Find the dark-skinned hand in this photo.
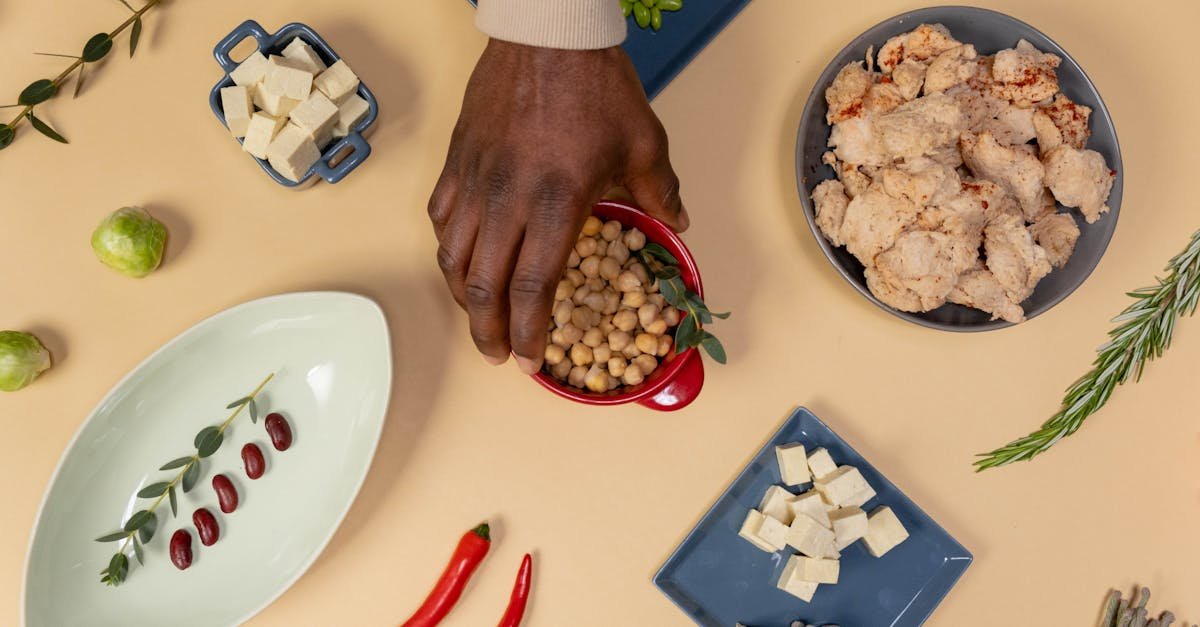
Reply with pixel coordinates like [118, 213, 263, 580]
[428, 39, 688, 374]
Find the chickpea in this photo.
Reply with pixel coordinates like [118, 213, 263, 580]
[544, 343, 566, 366]
[553, 300, 574, 326]
[662, 306, 681, 327]
[622, 365, 645, 386]
[581, 215, 603, 237]
[583, 327, 604, 348]
[583, 291, 606, 313]
[565, 268, 585, 287]
[560, 324, 584, 346]
[593, 344, 613, 363]
[575, 236, 597, 258]
[580, 255, 601, 278]
[599, 256, 622, 281]
[571, 307, 593, 330]
[622, 290, 647, 308]
[600, 220, 621, 242]
[567, 249, 581, 268]
[595, 240, 608, 258]
[570, 343, 594, 367]
[585, 277, 606, 292]
[657, 335, 673, 357]
[633, 354, 658, 375]
[608, 357, 627, 377]
[622, 341, 642, 358]
[551, 358, 572, 379]
[637, 303, 661, 328]
[572, 285, 589, 305]
[550, 327, 569, 348]
[645, 318, 668, 335]
[613, 309, 638, 332]
[624, 228, 646, 251]
[602, 290, 621, 315]
[615, 270, 642, 292]
[585, 366, 608, 393]
[598, 315, 616, 335]
[631, 262, 651, 285]
[635, 333, 659, 355]
[608, 330, 632, 351]
[648, 294, 667, 308]
[555, 279, 574, 301]
[607, 240, 630, 264]
[568, 365, 588, 388]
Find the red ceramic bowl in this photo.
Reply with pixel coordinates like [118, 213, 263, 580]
[532, 200, 705, 411]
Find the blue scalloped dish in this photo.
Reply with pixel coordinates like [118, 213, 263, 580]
[654, 408, 972, 626]
[208, 20, 379, 188]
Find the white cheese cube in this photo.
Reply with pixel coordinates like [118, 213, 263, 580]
[788, 491, 831, 528]
[777, 555, 820, 602]
[242, 112, 287, 159]
[314, 59, 359, 104]
[332, 94, 370, 138]
[795, 556, 840, 584]
[253, 83, 300, 118]
[806, 447, 838, 480]
[759, 485, 796, 524]
[281, 37, 327, 76]
[266, 124, 321, 183]
[229, 51, 270, 87]
[786, 513, 838, 559]
[738, 510, 779, 553]
[289, 91, 339, 149]
[775, 442, 811, 486]
[264, 55, 314, 101]
[757, 513, 789, 551]
[842, 483, 877, 509]
[814, 466, 871, 508]
[219, 85, 253, 137]
[828, 506, 868, 550]
[862, 506, 909, 557]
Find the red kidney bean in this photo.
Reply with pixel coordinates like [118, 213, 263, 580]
[264, 412, 293, 451]
[193, 508, 220, 546]
[241, 443, 266, 479]
[170, 529, 193, 570]
[212, 474, 238, 513]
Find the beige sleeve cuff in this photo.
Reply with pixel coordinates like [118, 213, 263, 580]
[476, 0, 627, 50]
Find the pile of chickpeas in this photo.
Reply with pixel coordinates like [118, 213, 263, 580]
[544, 216, 682, 393]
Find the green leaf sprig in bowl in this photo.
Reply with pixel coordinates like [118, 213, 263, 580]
[637, 243, 729, 364]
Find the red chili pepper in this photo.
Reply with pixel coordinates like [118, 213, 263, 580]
[497, 554, 533, 627]
[402, 522, 491, 627]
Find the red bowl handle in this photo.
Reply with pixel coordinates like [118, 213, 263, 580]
[637, 351, 704, 412]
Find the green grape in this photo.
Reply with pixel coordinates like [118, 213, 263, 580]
[633, 2, 651, 28]
[658, 0, 682, 10]
[620, 0, 633, 17]
[650, 6, 662, 30]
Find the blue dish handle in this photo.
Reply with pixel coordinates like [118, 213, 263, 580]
[315, 132, 372, 184]
[213, 19, 270, 74]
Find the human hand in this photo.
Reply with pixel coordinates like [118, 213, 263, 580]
[428, 39, 688, 374]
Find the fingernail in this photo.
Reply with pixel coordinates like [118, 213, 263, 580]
[516, 356, 541, 375]
[483, 354, 508, 366]
[677, 206, 691, 231]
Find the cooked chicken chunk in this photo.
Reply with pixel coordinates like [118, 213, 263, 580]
[960, 131, 1046, 220]
[838, 185, 920, 265]
[1031, 109, 1063, 155]
[825, 62, 873, 123]
[878, 24, 963, 73]
[924, 44, 978, 94]
[874, 92, 965, 161]
[984, 213, 1052, 302]
[812, 179, 851, 246]
[881, 159, 960, 206]
[947, 85, 1008, 130]
[1042, 145, 1115, 223]
[948, 268, 1026, 323]
[891, 59, 926, 100]
[1029, 213, 1081, 268]
[864, 81, 905, 115]
[989, 39, 1061, 107]
[869, 230, 965, 311]
[828, 116, 884, 166]
[1039, 93, 1092, 148]
[976, 104, 1036, 145]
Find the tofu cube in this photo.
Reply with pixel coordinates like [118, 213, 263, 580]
[314, 59, 360, 104]
[281, 37, 327, 76]
[828, 506, 868, 550]
[242, 112, 287, 159]
[788, 491, 831, 528]
[786, 513, 838, 559]
[253, 83, 300, 118]
[794, 556, 840, 584]
[263, 55, 314, 101]
[738, 510, 779, 553]
[333, 94, 370, 138]
[842, 483, 877, 509]
[289, 91, 339, 149]
[757, 513, 790, 551]
[219, 86, 253, 137]
[862, 506, 909, 557]
[229, 51, 270, 87]
[759, 485, 796, 524]
[775, 442, 811, 486]
[266, 124, 321, 182]
[814, 466, 872, 508]
[777, 555, 820, 602]
[806, 447, 838, 480]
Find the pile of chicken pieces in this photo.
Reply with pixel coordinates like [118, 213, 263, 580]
[811, 24, 1116, 323]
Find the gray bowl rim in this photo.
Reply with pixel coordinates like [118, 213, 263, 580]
[794, 5, 1124, 332]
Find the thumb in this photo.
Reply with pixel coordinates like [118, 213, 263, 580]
[626, 158, 690, 233]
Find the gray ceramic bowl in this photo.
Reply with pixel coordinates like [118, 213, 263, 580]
[795, 6, 1123, 331]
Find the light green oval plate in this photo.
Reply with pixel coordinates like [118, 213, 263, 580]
[22, 292, 392, 627]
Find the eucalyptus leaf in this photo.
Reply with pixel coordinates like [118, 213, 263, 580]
[195, 426, 223, 458]
[109, 552, 128, 583]
[0, 125, 13, 150]
[95, 531, 128, 542]
[226, 396, 251, 409]
[658, 277, 686, 309]
[709, 310, 731, 319]
[27, 112, 67, 143]
[18, 79, 56, 106]
[73, 63, 86, 98]
[137, 512, 156, 543]
[82, 33, 114, 62]
[248, 398, 258, 423]
[135, 481, 169, 499]
[674, 314, 698, 351]
[130, 17, 142, 58]
[132, 537, 144, 565]
[642, 242, 678, 265]
[181, 461, 200, 492]
[159, 455, 193, 471]
[700, 332, 727, 364]
[168, 485, 178, 517]
[653, 265, 681, 281]
[123, 509, 152, 532]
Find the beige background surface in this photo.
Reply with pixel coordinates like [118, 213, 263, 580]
[2, 0, 1198, 625]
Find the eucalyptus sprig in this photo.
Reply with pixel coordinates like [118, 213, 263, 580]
[976, 229, 1200, 471]
[636, 243, 730, 363]
[95, 373, 273, 586]
[0, 0, 160, 151]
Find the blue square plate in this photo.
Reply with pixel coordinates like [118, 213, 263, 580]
[654, 408, 972, 626]
[466, 1, 751, 100]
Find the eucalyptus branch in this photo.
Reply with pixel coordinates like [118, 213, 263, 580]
[0, 0, 161, 150]
[636, 244, 730, 364]
[95, 373, 274, 586]
[976, 229, 1200, 470]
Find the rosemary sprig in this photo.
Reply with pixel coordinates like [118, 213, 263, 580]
[95, 373, 273, 586]
[976, 229, 1200, 470]
[0, 0, 162, 150]
[1097, 586, 1193, 627]
[636, 243, 730, 364]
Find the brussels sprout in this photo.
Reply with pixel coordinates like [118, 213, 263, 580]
[91, 207, 167, 278]
[0, 331, 51, 392]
